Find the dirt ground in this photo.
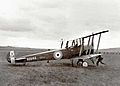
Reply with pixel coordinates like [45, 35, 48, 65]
[0, 47, 120, 86]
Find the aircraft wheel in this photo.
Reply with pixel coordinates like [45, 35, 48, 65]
[22, 61, 26, 66]
[23, 63, 26, 66]
[82, 61, 88, 67]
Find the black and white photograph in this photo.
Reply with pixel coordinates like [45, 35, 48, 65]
[0, 0, 120, 86]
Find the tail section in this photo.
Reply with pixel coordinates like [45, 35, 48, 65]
[6, 51, 16, 64]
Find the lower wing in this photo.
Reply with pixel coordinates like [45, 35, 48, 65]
[81, 54, 101, 60]
[73, 54, 101, 60]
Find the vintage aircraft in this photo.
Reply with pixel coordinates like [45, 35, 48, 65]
[6, 30, 109, 67]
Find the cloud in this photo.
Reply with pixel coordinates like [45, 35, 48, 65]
[0, 18, 33, 32]
[0, 0, 120, 48]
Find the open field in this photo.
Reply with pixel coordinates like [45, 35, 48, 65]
[0, 46, 120, 86]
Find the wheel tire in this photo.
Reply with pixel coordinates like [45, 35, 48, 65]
[82, 61, 88, 67]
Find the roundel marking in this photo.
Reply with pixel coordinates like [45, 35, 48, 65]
[53, 51, 63, 60]
[10, 51, 15, 57]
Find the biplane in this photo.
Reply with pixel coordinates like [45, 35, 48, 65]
[6, 30, 109, 67]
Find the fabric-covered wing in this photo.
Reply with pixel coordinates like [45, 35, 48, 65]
[72, 54, 101, 60]
[80, 54, 101, 60]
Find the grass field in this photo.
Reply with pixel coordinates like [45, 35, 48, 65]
[0, 46, 120, 86]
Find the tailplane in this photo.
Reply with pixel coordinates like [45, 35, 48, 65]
[6, 51, 16, 64]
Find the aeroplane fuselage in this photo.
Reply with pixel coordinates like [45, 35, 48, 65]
[6, 30, 109, 67]
[7, 46, 81, 64]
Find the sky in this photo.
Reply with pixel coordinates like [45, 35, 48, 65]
[0, 0, 120, 49]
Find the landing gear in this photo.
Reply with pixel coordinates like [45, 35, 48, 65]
[77, 59, 88, 67]
[71, 59, 74, 67]
[77, 59, 83, 65]
[22, 60, 26, 66]
[82, 61, 88, 67]
[23, 62, 26, 66]
[47, 60, 49, 63]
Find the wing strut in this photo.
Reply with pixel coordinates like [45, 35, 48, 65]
[96, 33, 101, 53]
[86, 36, 91, 55]
[79, 38, 84, 56]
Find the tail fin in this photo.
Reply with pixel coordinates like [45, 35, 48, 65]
[6, 51, 16, 64]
